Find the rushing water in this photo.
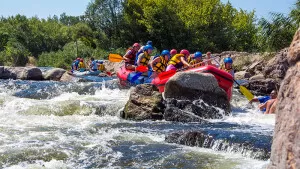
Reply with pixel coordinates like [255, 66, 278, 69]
[0, 77, 274, 169]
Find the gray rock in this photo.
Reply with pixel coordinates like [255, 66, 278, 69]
[263, 48, 289, 80]
[22, 67, 43, 80]
[122, 84, 165, 120]
[0, 66, 42, 80]
[234, 71, 251, 80]
[43, 68, 66, 81]
[249, 74, 265, 81]
[163, 72, 231, 119]
[246, 78, 280, 96]
[60, 72, 75, 82]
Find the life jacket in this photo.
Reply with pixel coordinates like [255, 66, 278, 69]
[125, 48, 136, 65]
[189, 58, 203, 66]
[153, 56, 167, 73]
[221, 65, 234, 77]
[168, 54, 185, 68]
[98, 64, 105, 71]
[78, 61, 85, 69]
[138, 51, 151, 66]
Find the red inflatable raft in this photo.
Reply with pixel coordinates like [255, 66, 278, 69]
[117, 65, 234, 100]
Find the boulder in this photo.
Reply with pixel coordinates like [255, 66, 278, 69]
[249, 74, 265, 81]
[268, 62, 300, 169]
[60, 72, 75, 82]
[263, 48, 289, 80]
[103, 60, 123, 75]
[164, 72, 231, 120]
[122, 84, 165, 120]
[43, 68, 66, 81]
[288, 27, 300, 66]
[22, 67, 43, 80]
[246, 78, 280, 95]
[234, 71, 251, 80]
[0, 66, 42, 80]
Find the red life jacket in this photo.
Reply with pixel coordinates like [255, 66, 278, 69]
[125, 48, 137, 65]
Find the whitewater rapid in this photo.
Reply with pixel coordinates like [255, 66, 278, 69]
[0, 79, 274, 169]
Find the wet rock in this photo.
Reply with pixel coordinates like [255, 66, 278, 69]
[103, 60, 123, 75]
[246, 78, 280, 96]
[164, 72, 230, 120]
[268, 62, 300, 169]
[60, 72, 75, 82]
[122, 84, 165, 120]
[0, 66, 42, 80]
[234, 71, 251, 80]
[263, 48, 289, 80]
[166, 131, 271, 160]
[43, 68, 66, 81]
[288, 27, 300, 66]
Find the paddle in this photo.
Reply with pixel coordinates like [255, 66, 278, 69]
[210, 57, 255, 101]
[233, 79, 254, 101]
[109, 54, 123, 62]
[129, 66, 148, 83]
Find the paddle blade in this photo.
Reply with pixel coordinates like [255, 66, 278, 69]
[239, 86, 254, 101]
[158, 69, 176, 80]
[136, 66, 148, 72]
[109, 54, 123, 62]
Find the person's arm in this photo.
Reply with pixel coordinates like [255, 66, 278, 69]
[136, 53, 143, 66]
[180, 56, 190, 67]
[249, 98, 259, 104]
[258, 102, 267, 111]
[123, 50, 132, 62]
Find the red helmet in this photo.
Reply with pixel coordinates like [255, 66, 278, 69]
[133, 43, 140, 48]
[170, 49, 177, 55]
[180, 49, 190, 56]
[76, 58, 80, 60]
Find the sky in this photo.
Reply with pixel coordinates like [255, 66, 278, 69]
[0, 0, 297, 19]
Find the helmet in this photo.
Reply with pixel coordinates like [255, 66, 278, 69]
[99, 60, 104, 64]
[144, 45, 153, 51]
[224, 57, 233, 64]
[170, 49, 177, 55]
[76, 57, 80, 60]
[146, 41, 153, 46]
[180, 49, 190, 56]
[161, 50, 170, 56]
[206, 52, 211, 55]
[133, 43, 140, 48]
[194, 52, 202, 58]
[80, 58, 83, 62]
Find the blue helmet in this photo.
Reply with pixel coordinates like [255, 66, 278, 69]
[144, 45, 153, 51]
[194, 52, 202, 58]
[146, 41, 153, 46]
[161, 50, 170, 56]
[99, 60, 104, 64]
[224, 57, 233, 64]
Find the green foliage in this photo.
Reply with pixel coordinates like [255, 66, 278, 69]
[0, 39, 30, 66]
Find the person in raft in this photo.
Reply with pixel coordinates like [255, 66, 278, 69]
[78, 58, 86, 72]
[150, 50, 171, 78]
[89, 57, 99, 72]
[123, 43, 141, 70]
[249, 90, 278, 114]
[136, 44, 153, 67]
[97, 60, 105, 72]
[170, 49, 177, 58]
[204, 52, 219, 67]
[71, 57, 80, 72]
[166, 49, 191, 71]
[188, 51, 203, 67]
[220, 55, 234, 77]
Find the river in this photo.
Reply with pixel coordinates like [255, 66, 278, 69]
[0, 77, 274, 169]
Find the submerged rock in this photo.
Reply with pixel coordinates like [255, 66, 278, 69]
[122, 84, 165, 120]
[164, 72, 230, 121]
[166, 131, 271, 160]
